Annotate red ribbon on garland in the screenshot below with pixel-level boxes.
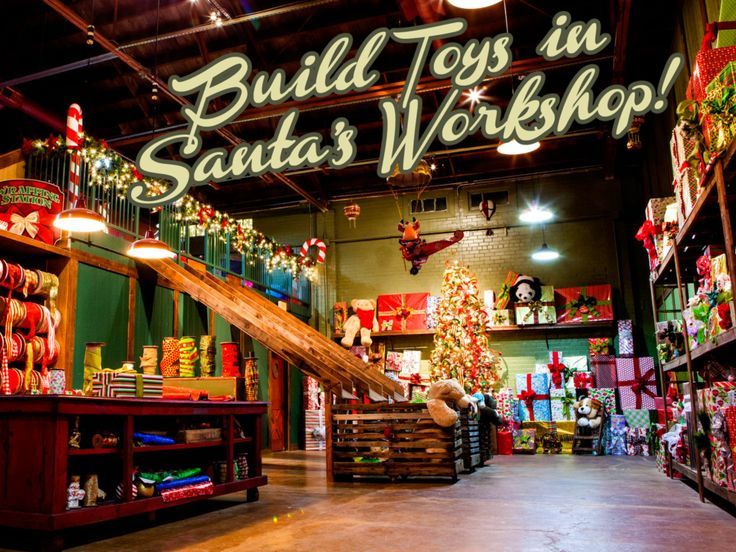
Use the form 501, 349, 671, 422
617, 358, 656, 409
517, 373, 549, 421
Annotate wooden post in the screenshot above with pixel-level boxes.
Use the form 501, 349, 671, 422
325, 384, 334, 482
714, 162, 736, 327
648, 279, 667, 397
172, 289, 180, 337
672, 245, 705, 502
127, 276, 136, 360
48, 257, 78, 384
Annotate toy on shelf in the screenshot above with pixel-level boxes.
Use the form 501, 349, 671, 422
340, 299, 378, 347
66, 476, 85, 510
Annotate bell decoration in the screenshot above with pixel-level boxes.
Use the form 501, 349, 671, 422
343, 202, 361, 227
386, 159, 432, 189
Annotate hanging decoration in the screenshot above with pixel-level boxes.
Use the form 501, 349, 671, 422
479, 198, 496, 236
397, 218, 464, 275
23, 134, 318, 281
343, 202, 361, 227
299, 238, 327, 264
66, 103, 84, 207
626, 116, 645, 150
386, 159, 432, 190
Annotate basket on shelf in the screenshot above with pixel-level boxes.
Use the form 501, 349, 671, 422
176, 428, 222, 443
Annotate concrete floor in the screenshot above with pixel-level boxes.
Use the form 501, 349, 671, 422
5, 452, 736, 551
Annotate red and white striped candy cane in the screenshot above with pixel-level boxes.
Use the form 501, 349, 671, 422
66, 103, 83, 207
300, 238, 327, 264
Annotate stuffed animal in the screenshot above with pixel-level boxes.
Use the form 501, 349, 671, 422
398, 218, 421, 242
573, 397, 603, 429
398, 217, 464, 275
509, 275, 542, 303
473, 392, 501, 425
340, 299, 379, 348
427, 379, 475, 427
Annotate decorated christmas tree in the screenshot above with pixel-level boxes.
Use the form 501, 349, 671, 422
430, 261, 503, 392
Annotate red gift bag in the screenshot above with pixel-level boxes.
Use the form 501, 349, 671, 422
496, 428, 513, 455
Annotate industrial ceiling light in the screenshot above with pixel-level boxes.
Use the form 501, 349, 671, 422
531, 243, 560, 262
448, 0, 503, 9
127, 232, 176, 260
497, 139, 541, 155
519, 204, 554, 224
53, 207, 107, 233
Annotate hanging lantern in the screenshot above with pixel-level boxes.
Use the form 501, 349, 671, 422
386, 159, 432, 189
343, 202, 361, 227
626, 116, 645, 150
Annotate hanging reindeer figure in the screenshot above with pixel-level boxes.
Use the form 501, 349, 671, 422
398, 217, 464, 275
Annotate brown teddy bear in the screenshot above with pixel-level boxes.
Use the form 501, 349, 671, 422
340, 299, 379, 348
426, 379, 475, 427
573, 397, 603, 430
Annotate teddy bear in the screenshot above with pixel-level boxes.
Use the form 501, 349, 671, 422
573, 397, 603, 429
426, 379, 475, 427
340, 299, 379, 348
509, 275, 542, 304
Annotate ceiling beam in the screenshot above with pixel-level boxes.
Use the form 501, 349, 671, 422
40, 0, 328, 213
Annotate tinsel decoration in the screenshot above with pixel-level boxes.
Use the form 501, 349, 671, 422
199, 335, 216, 377
178, 337, 198, 378
429, 261, 502, 393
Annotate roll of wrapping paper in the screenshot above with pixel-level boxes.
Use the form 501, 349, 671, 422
160, 337, 180, 377
199, 335, 216, 376
83, 342, 104, 395
140, 345, 158, 375
221, 342, 241, 377
160, 481, 213, 503
244, 356, 259, 401
235, 453, 249, 480
178, 336, 198, 377
48, 368, 66, 394
156, 475, 211, 492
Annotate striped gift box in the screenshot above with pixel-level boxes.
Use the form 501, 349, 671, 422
108, 373, 163, 398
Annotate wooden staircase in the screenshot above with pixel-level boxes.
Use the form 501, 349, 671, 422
142, 258, 405, 400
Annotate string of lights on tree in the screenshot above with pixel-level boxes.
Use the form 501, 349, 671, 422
23, 134, 318, 281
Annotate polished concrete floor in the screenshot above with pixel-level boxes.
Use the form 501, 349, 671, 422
6, 452, 736, 551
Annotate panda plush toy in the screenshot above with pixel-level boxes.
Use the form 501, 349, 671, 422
509, 274, 542, 304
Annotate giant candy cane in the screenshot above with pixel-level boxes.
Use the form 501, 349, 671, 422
66, 104, 83, 207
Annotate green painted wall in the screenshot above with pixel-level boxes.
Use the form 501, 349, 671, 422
72, 264, 129, 388
134, 281, 174, 359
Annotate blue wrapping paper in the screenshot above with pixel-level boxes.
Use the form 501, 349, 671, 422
515, 373, 552, 422
156, 475, 211, 492
607, 414, 628, 455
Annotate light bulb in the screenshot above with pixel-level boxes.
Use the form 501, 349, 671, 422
498, 139, 541, 155
531, 243, 560, 262
519, 205, 554, 224
448, 0, 502, 8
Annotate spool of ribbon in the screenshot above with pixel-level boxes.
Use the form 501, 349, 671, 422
221, 342, 241, 377
82, 342, 104, 395
160, 337, 180, 377
178, 337, 198, 378
199, 335, 216, 377
244, 356, 259, 400
140, 345, 158, 375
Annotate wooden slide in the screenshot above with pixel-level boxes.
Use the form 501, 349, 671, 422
142, 258, 405, 400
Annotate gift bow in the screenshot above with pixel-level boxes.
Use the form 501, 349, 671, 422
547, 358, 568, 388
568, 293, 600, 320
635, 221, 660, 268
523, 300, 550, 324
9, 211, 40, 238
618, 359, 656, 408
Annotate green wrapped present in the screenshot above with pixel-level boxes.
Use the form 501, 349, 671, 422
702, 62, 736, 153
515, 286, 555, 326
512, 428, 536, 454
623, 409, 655, 429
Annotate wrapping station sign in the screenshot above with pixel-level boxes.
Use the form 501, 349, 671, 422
128, 12, 685, 207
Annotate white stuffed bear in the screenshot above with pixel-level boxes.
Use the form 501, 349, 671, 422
573, 397, 603, 430
340, 299, 379, 348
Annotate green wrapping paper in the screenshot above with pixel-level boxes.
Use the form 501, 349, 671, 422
550, 388, 575, 421
589, 388, 616, 417
702, 62, 736, 153
717, 1, 736, 48
623, 409, 655, 429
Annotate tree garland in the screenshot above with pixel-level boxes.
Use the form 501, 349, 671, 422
22, 134, 317, 280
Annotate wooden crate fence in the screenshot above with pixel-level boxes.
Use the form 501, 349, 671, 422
330, 402, 463, 481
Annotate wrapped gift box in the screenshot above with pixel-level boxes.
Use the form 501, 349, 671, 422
590, 355, 617, 388
670, 124, 703, 223
522, 421, 575, 454
607, 414, 628, 456
626, 427, 651, 456
487, 309, 513, 327
655, 320, 686, 364
550, 388, 575, 421
588, 337, 612, 357
92, 371, 163, 398
426, 295, 440, 329
483, 290, 495, 310
333, 302, 348, 335
495, 271, 519, 309
618, 319, 635, 357
555, 285, 613, 324
725, 406, 736, 456
589, 388, 616, 417
512, 428, 536, 454
565, 355, 588, 373
699, 382, 736, 416
616, 357, 657, 410
623, 409, 655, 429
702, 62, 736, 152
377, 293, 429, 332
385, 351, 402, 373
515, 285, 556, 325
538, 351, 569, 390
399, 350, 421, 377
644, 198, 677, 262
573, 372, 594, 389
712, 253, 732, 292
496, 387, 515, 421
690, 40, 736, 101
349, 346, 368, 362
515, 373, 551, 422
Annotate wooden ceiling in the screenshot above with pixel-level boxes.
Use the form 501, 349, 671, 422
0, 0, 675, 215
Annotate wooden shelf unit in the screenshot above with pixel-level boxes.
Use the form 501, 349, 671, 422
647, 137, 736, 504
0, 397, 267, 550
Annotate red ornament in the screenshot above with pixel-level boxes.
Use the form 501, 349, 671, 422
21, 139, 34, 156
45, 134, 59, 151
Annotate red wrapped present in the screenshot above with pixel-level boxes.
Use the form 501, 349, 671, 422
546, 351, 569, 390
616, 357, 657, 410
377, 293, 428, 332
588, 337, 612, 357
590, 355, 617, 388
0, 179, 63, 244
573, 372, 594, 389
496, 428, 513, 455
555, 285, 613, 324
724, 406, 736, 456
689, 22, 736, 101
494, 271, 519, 309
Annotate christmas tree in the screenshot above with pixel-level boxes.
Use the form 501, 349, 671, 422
430, 261, 502, 392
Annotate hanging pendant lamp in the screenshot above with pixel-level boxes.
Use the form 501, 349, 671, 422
53, 207, 107, 233
127, 231, 176, 260
448, 0, 503, 8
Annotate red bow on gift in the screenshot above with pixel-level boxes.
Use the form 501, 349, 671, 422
618, 359, 656, 409
517, 390, 537, 415
573, 372, 594, 389
409, 373, 422, 385
701, 21, 718, 51
547, 352, 568, 388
